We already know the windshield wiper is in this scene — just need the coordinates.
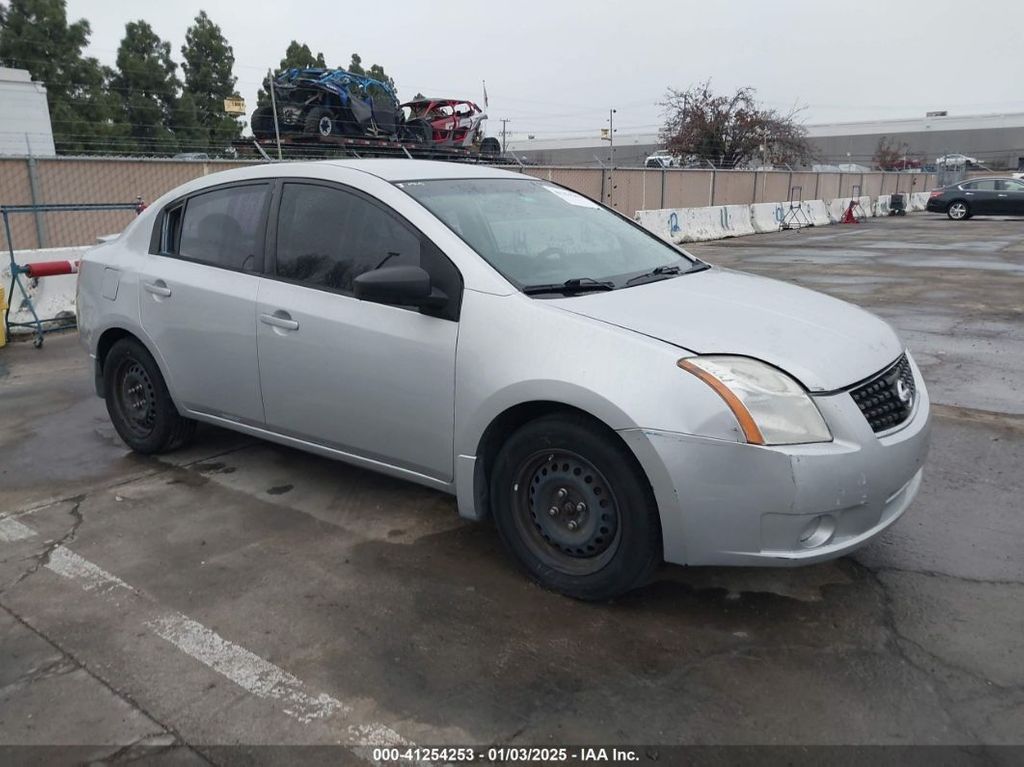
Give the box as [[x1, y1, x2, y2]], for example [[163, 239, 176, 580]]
[[522, 277, 616, 296], [625, 261, 708, 286]]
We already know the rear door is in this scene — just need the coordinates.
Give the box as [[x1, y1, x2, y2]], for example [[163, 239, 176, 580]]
[[255, 180, 461, 481], [139, 182, 271, 425]]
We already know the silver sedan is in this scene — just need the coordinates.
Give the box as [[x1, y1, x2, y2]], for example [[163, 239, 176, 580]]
[[77, 160, 930, 599]]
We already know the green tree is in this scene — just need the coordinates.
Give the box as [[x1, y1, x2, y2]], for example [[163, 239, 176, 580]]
[[181, 10, 240, 149], [348, 53, 395, 93], [172, 90, 206, 151], [0, 0, 125, 153], [256, 40, 326, 105], [111, 20, 180, 154]]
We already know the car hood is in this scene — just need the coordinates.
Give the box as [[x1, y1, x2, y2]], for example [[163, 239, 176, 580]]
[[547, 268, 903, 392]]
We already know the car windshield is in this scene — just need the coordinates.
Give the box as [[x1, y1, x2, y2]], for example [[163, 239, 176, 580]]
[[396, 178, 701, 293]]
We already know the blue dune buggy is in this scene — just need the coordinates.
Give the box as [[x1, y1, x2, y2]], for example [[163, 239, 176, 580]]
[[251, 68, 430, 143]]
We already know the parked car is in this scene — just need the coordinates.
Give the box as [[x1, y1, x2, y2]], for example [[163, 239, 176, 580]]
[[644, 151, 680, 168], [925, 176, 1024, 219], [78, 161, 931, 600], [935, 153, 978, 167]]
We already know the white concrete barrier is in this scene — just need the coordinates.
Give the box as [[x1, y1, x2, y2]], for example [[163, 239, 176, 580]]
[[1, 245, 90, 333], [722, 204, 756, 238], [637, 204, 754, 243], [803, 200, 832, 226], [826, 197, 871, 222], [750, 202, 786, 233], [638, 191, 936, 244]]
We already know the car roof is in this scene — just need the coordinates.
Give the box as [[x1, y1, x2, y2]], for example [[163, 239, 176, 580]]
[[321, 159, 523, 182], [955, 176, 1019, 183]]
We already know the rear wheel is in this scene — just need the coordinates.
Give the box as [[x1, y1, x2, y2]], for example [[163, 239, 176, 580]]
[[490, 414, 661, 600], [947, 200, 970, 220], [250, 106, 274, 139], [103, 338, 196, 454], [480, 136, 501, 157]]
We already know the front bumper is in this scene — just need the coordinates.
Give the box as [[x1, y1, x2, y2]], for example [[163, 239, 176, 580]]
[[620, 355, 931, 566]]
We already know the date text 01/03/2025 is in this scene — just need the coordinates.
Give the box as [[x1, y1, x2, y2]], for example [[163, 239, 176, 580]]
[[373, 746, 641, 762]]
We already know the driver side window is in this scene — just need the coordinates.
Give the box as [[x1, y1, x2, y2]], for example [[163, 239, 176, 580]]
[[275, 183, 420, 293]]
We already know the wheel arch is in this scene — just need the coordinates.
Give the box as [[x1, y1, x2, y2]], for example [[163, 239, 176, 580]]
[[947, 198, 971, 218], [466, 400, 656, 526], [93, 325, 174, 403]]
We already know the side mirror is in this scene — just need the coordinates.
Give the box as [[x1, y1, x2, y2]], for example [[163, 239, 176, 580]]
[[353, 265, 447, 309]]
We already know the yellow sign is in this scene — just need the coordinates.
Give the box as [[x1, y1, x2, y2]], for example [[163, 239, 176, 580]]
[[224, 96, 246, 116]]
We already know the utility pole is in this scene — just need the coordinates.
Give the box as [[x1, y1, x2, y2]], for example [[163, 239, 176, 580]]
[[607, 108, 617, 208], [500, 118, 511, 154], [608, 108, 616, 167]]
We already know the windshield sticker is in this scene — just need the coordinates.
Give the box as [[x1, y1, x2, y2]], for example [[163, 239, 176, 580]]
[[543, 185, 600, 209]]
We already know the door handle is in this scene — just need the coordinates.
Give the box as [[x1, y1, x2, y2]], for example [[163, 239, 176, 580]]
[[260, 311, 299, 331], [143, 280, 172, 297], [998, 193, 1008, 197]]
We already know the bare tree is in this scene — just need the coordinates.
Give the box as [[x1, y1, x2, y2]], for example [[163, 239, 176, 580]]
[[659, 81, 812, 168]]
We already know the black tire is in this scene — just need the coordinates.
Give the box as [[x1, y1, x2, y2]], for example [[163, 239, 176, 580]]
[[103, 338, 196, 454], [403, 118, 431, 144], [304, 107, 334, 137], [946, 199, 970, 220], [250, 106, 274, 139], [480, 136, 501, 157], [489, 413, 662, 600]]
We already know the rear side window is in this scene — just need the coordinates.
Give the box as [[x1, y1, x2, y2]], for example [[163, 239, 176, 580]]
[[275, 183, 421, 293], [964, 180, 996, 191], [175, 184, 269, 271]]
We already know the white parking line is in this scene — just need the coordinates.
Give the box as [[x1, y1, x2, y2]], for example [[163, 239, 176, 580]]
[[0, 517, 38, 542], [147, 613, 346, 724], [1, 524, 415, 748], [46, 546, 132, 593]]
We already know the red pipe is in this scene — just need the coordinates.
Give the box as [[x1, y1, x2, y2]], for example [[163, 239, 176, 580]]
[[24, 260, 80, 278]]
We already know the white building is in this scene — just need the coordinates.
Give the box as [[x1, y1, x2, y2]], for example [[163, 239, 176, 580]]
[[0, 67, 56, 157], [507, 112, 1024, 170]]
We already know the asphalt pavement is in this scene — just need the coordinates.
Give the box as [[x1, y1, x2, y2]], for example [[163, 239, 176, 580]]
[[0, 212, 1021, 764]]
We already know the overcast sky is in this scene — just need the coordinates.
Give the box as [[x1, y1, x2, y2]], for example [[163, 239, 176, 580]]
[[67, 0, 1024, 140]]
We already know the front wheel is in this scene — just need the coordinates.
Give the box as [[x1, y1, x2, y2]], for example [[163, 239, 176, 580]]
[[947, 200, 970, 220], [103, 338, 196, 454], [489, 414, 662, 600], [304, 108, 335, 138]]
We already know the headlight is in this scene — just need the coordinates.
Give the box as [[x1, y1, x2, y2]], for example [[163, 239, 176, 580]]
[[678, 356, 832, 445]]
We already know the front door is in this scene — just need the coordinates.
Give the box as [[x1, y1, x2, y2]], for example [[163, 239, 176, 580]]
[[995, 178, 1024, 215], [139, 182, 270, 425], [962, 179, 998, 214], [255, 181, 461, 481]]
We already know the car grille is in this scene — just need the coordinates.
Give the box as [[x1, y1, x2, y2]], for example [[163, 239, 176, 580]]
[[850, 354, 916, 433]]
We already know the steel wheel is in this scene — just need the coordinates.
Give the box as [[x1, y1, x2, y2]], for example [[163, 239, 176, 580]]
[[112, 357, 157, 439], [318, 115, 334, 137], [948, 201, 968, 220], [511, 449, 622, 576]]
